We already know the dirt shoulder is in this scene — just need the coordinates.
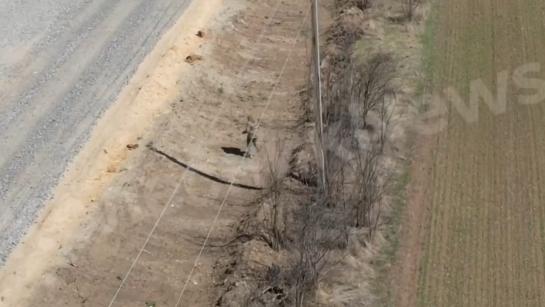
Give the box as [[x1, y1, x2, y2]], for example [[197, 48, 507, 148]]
[[392, 136, 434, 307], [0, 0, 311, 306]]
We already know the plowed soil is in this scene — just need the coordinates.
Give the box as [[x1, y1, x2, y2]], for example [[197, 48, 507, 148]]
[[397, 0, 545, 306]]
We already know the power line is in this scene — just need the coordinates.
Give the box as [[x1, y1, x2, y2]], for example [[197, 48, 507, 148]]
[[310, 0, 327, 189]]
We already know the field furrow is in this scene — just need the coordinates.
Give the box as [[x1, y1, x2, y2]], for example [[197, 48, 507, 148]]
[[406, 0, 545, 306]]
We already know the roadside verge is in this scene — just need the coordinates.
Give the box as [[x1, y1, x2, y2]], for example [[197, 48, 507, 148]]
[[0, 0, 222, 305]]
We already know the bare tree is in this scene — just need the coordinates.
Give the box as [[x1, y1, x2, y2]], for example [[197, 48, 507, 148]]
[[246, 200, 346, 307], [378, 90, 395, 153], [292, 211, 328, 306], [359, 0, 371, 10], [354, 53, 395, 128], [324, 53, 394, 130], [353, 147, 382, 229], [405, 0, 421, 21], [289, 199, 348, 306], [336, 0, 372, 11], [265, 146, 285, 251], [321, 51, 395, 235]]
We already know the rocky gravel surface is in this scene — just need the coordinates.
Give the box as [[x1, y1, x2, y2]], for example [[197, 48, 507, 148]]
[[0, 0, 191, 263]]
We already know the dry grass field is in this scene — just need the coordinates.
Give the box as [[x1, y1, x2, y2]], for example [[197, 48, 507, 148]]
[[399, 0, 545, 306]]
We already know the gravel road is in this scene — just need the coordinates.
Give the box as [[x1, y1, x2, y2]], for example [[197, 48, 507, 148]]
[[0, 0, 191, 263]]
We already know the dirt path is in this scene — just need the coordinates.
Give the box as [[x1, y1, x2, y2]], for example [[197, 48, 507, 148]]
[[0, 0, 310, 306], [396, 0, 545, 306]]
